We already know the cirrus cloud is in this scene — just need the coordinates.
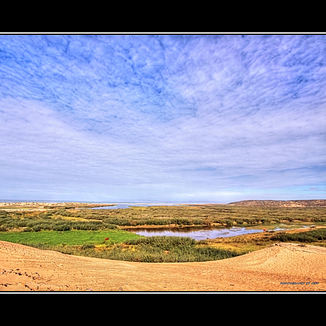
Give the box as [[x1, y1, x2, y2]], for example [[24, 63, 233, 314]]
[[0, 34, 325, 202]]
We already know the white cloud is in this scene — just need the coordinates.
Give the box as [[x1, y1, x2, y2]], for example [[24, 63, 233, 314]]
[[0, 35, 325, 201]]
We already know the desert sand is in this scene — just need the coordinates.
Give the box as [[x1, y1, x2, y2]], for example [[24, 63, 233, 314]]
[[0, 240, 325, 292]]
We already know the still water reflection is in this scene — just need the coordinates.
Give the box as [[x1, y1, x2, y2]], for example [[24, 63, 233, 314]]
[[131, 226, 265, 240]]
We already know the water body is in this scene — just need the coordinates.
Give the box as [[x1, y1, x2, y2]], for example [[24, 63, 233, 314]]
[[92, 204, 131, 209], [131, 224, 312, 240], [92, 203, 186, 209], [131, 226, 265, 240]]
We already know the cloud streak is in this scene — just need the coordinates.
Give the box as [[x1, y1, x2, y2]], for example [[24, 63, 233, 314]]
[[0, 34, 325, 202]]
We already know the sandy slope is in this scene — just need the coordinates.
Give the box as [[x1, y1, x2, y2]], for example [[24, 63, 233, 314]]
[[0, 240, 325, 292]]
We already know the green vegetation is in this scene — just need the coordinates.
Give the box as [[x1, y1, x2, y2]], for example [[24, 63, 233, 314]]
[[0, 203, 326, 262], [85, 205, 326, 227], [50, 236, 239, 263], [121, 236, 238, 262], [0, 230, 140, 246], [1, 205, 326, 232], [0, 210, 117, 232], [0, 230, 238, 262], [270, 228, 326, 243]]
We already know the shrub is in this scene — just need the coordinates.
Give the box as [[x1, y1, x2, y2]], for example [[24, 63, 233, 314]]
[[119, 236, 239, 262], [81, 244, 95, 250], [53, 225, 71, 231], [271, 228, 326, 243], [102, 223, 117, 229], [126, 236, 196, 249], [0, 211, 8, 218]]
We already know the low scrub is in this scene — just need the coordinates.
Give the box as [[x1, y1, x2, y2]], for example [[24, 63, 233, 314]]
[[90, 236, 240, 263], [271, 228, 326, 243], [0, 216, 117, 232]]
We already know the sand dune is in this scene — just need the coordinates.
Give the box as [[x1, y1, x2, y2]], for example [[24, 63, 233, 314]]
[[0, 240, 325, 292]]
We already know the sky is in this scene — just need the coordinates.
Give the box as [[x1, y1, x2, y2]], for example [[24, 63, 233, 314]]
[[0, 34, 325, 203]]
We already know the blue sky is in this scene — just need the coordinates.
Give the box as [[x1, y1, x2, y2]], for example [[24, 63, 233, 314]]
[[0, 34, 325, 202]]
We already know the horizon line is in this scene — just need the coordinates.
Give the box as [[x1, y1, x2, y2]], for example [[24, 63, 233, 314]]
[[1, 198, 325, 204]]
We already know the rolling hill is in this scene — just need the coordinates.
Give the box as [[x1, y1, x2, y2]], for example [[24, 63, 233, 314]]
[[228, 199, 326, 207]]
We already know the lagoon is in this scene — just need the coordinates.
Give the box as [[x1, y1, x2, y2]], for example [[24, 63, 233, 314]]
[[131, 226, 265, 240], [92, 203, 186, 209]]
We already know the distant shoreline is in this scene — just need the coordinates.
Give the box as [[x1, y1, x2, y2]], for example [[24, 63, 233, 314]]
[[0, 199, 326, 208], [0, 200, 224, 205]]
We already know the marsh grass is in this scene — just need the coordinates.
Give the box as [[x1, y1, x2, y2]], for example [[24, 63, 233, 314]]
[[270, 228, 326, 243], [1, 204, 326, 262], [1, 205, 326, 231], [54, 236, 240, 262], [0, 214, 117, 232]]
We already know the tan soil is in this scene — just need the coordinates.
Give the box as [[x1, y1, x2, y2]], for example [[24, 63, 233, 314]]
[[1, 240, 326, 292]]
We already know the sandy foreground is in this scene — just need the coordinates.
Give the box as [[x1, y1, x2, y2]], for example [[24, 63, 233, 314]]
[[0, 240, 325, 292]]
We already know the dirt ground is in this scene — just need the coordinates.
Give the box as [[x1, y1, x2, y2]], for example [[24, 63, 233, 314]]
[[1, 240, 325, 292]]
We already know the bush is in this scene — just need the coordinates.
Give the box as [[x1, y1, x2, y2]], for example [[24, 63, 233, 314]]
[[102, 223, 117, 229], [0, 211, 8, 218], [119, 236, 239, 262], [53, 225, 71, 231], [81, 244, 95, 250], [126, 236, 196, 249], [271, 228, 326, 243]]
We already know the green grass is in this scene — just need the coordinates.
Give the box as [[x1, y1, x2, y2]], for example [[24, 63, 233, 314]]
[[0, 229, 141, 246], [0, 229, 239, 263]]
